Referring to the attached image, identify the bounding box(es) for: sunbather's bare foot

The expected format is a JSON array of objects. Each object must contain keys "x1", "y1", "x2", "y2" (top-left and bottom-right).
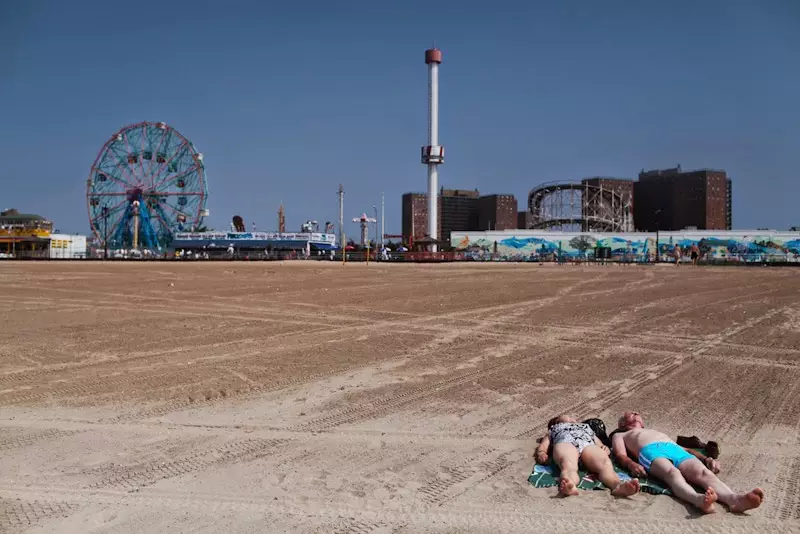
[
  {"x1": 558, "y1": 478, "x2": 579, "y2": 497},
  {"x1": 611, "y1": 479, "x2": 640, "y2": 497},
  {"x1": 698, "y1": 487, "x2": 718, "y2": 514},
  {"x1": 729, "y1": 488, "x2": 764, "y2": 513}
]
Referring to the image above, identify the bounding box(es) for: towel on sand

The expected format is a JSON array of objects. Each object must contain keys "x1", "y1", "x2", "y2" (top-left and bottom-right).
[
  {"x1": 528, "y1": 462, "x2": 671, "y2": 495},
  {"x1": 527, "y1": 447, "x2": 711, "y2": 495}
]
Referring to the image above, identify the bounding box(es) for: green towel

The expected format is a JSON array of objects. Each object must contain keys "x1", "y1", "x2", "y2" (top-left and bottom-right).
[
  {"x1": 528, "y1": 461, "x2": 671, "y2": 495},
  {"x1": 527, "y1": 446, "x2": 710, "y2": 496}
]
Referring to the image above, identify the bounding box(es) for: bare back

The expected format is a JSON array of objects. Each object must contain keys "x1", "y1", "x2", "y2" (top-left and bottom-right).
[{"x1": 618, "y1": 428, "x2": 673, "y2": 457}]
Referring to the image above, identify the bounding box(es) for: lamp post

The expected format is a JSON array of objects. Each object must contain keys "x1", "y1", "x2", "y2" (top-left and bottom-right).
[
  {"x1": 102, "y1": 206, "x2": 109, "y2": 260},
  {"x1": 380, "y1": 192, "x2": 384, "y2": 250},
  {"x1": 372, "y1": 205, "x2": 378, "y2": 257}
]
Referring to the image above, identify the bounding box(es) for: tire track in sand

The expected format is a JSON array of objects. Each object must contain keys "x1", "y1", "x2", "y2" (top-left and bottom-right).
[
  {"x1": 289, "y1": 343, "x2": 561, "y2": 433},
  {"x1": 0, "y1": 428, "x2": 83, "y2": 453},
  {"x1": 88, "y1": 438, "x2": 291, "y2": 491},
  {"x1": 0, "y1": 484, "x2": 789, "y2": 533},
  {"x1": 0, "y1": 497, "x2": 78, "y2": 532},
  {"x1": 768, "y1": 456, "x2": 800, "y2": 521}
]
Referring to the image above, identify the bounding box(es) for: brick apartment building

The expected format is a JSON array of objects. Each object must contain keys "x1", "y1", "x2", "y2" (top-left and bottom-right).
[
  {"x1": 439, "y1": 189, "x2": 480, "y2": 240},
  {"x1": 517, "y1": 210, "x2": 532, "y2": 229},
  {"x1": 401, "y1": 193, "x2": 431, "y2": 242},
  {"x1": 633, "y1": 166, "x2": 732, "y2": 231},
  {"x1": 477, "y1": 194, "x2": 518, "y2": 231},
  {"x1": 402, "y1": 189, "x2": 518, "y2": 244}
]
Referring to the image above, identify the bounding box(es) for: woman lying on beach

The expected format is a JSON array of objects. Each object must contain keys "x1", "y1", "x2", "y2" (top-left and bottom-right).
[{"x1": 535, "y1": 414, "x2": 640, "y2": 497}]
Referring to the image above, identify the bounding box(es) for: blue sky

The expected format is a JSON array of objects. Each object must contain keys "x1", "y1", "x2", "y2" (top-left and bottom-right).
[{"x1": 1, "y1": 0, "x2": 798, "y2": 236}]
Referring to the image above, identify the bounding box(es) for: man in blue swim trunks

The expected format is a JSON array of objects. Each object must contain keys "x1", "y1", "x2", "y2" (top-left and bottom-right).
[{"x1": 612, "y1": 411, "x2": 764, "y2": 514}]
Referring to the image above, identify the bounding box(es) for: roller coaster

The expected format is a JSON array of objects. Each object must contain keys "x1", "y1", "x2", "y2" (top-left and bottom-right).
[{"x1": 526, "y1": 181, "x2": 633, "y2": 232}]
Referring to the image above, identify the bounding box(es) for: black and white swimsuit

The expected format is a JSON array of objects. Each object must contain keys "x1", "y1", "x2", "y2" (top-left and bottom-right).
[{"x1": 549, "y1": 422, "x2": 596, "y2": 454}]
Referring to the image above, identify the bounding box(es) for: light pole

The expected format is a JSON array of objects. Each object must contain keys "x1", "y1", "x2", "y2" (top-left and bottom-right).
[
  {"x1": 102, "y1": 206, "x2": 109, "y2": 260},
  {"x1": 373, "y1": 205, "x2": 378, "y2": 255}
]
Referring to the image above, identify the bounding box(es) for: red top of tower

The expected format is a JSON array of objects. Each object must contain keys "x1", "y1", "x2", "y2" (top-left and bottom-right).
[{"x1": 425, "y1": 49, "x2": 442, "y2": 64}]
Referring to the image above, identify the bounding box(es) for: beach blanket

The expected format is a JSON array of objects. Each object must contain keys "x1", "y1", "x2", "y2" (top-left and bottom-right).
[
  {"x1": 528, "y1": 447, "x2": 712, "y2": 495},
  {"x1": 528, "y1": 462, "x2": 672, "y2": 495}
]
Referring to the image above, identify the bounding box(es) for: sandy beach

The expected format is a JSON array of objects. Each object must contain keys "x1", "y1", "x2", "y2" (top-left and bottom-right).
[{"x1": 0, "y1": 261, "x2": 797, "y2": 533}]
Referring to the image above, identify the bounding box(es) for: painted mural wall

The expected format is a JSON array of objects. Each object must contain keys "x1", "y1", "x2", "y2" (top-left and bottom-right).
[{"x1": 451, "y1": 230, "x2": 800, "y2": 262}]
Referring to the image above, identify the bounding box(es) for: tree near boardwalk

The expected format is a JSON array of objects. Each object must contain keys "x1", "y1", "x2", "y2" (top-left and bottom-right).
[{"x1": 569, "y1": 235, "x2": 595, "y2": 257}]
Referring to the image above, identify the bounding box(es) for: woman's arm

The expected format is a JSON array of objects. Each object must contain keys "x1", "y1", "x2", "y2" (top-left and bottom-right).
[{"x1": 535, "y1": 435, "x2": 551, "y2": 464}]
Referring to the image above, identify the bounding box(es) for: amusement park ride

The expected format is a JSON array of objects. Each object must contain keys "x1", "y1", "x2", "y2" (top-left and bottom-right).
[
  {"x1": 86, "y1": 121, "x2": 209, "y2": 251},
  {"x1": 352, "y1": 213, "x2": 377, "y2": 247}
]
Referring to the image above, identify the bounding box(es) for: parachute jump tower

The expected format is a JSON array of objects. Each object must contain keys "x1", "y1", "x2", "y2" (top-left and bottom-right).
[{"x1": 421, "y1": 48, "x2": 444, "y2": 251}]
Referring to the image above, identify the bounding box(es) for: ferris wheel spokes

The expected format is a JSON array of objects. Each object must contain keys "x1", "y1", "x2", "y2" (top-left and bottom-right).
[
  {"x1": 149, "y1": 139, "x2": 190, "y2": 188},
  {"x1": 152, "y1": 165, "x2": 199, "y2": 192},
  {"x1": 99, "y1": 144, "x2": 137, "y2": 188},
  {"x1": 145, "y1": 124, "x2": 171, "y2": 184}
]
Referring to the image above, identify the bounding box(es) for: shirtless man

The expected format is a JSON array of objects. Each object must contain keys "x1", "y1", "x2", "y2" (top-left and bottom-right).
[{"x1": 612, "y1": 411, "x2": 764, "y2": 514}]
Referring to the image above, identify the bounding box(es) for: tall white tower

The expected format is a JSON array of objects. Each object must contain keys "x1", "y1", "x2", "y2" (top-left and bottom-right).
[{"x1": 422, "y1": 48, "x2": 444, "y2": 251}]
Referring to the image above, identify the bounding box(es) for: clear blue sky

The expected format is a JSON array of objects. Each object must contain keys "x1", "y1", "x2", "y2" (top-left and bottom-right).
[{"x1": 1, "y1": 0, "x2": 798, "y2": 236}]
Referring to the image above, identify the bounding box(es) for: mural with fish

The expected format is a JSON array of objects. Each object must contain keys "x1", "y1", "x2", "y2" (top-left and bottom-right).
[{"x1": 451, "y1": 230, "x2": 800, "y2": 263}]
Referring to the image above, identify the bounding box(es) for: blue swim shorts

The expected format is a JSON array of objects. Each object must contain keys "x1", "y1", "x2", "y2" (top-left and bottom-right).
[{"x1": 638, "y1": 442, "x2": 694, "y2": 472}]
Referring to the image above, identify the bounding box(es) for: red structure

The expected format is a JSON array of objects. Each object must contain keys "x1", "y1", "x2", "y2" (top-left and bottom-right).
[
  {"x1": 478, "y1": 194, "x2": 517, "y2": 231},
  {"x1": 425, "y1": 49, "x2": 443, "y2": 64},
  {"x1": 402, "y1": 193, "x2": 430, "y2": 245},
  {"x1": 403, "y1": 189, "x2": 520, "y2": 245},
  {"x1": 633, "y1": 166, "x2": 732, "y2": 231},
  {"x1": 517, "y1": 210, "x2": 532, "y2": 229}
]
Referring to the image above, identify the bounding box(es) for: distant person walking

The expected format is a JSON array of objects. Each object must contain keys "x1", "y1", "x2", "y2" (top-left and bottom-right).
[
  {"x1": 690, "y1": 243, "x2": 700, "y2": 266},
  {"x1": 673, "y1": 244, "x2": 682, "y2": 266}
]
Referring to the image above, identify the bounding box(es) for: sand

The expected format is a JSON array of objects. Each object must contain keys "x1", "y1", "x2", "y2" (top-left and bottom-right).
[{"x1": 0, "y1": 260, "x2": 798, "y2": 533}]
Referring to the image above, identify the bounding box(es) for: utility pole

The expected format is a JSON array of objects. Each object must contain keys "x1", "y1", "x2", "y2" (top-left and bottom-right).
[
  {"x1": 102, "y1": 206, "x2": 109, "y2": 260},
  {"x1": 380, "y1": 192, "x2": 384, "y2": 250},
  {"x1": 337, "y1": 184, "x2": 344, "y2": 250},
  {"x1": 373, "y1": 205, "x2": 378, "y2": 250}
]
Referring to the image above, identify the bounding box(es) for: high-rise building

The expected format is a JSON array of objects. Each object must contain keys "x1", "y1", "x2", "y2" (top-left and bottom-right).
[
  {"x1": 633, "y1": 166, "x2": 732, "y2": 231},
  {"x1": 478, "y1": 194, "x2": 517, "y2": 230},
  {"x1": 517, "y1": 210, "x2": 532, "y2": 229},
  {"x1": 403, "y1": 189, "x2": 519, "y2": 242},
  {"x1": 401, "y1": 193, "x2": 430, "y2": 243},
  {"x1": 439, "y1": 188, "x2": 480, "y2": 240},
  {"x1": 726, "y1": 178, "x2": 732, "y2": 230}
]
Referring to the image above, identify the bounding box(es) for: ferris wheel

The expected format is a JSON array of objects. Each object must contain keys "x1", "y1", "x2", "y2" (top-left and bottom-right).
[{"x1": 86, "y1": 121, "x2": 209, "y2": 250}]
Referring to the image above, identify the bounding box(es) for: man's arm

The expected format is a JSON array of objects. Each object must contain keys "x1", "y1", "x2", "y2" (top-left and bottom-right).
[
  {"x1": 611, "y1": 432, "x2": 647, "y2": 477},
  {"x1": 682, "y1": 446, "x2": 721, "y2": 473}
]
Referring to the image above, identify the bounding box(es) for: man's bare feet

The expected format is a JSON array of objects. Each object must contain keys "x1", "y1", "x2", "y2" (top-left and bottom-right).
[
  {"x1": 611, "y1": 479, "x2": 640, "y2": 498},
  {"x1": 698, "y1": 487, "x2": 718, "y2": 514},
  {"x1": 558, "y1": 478, "x2": 579, "y2": 497},
  {"x1": 729, "y1": 488, "x2": 765, "y2": 513}
]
